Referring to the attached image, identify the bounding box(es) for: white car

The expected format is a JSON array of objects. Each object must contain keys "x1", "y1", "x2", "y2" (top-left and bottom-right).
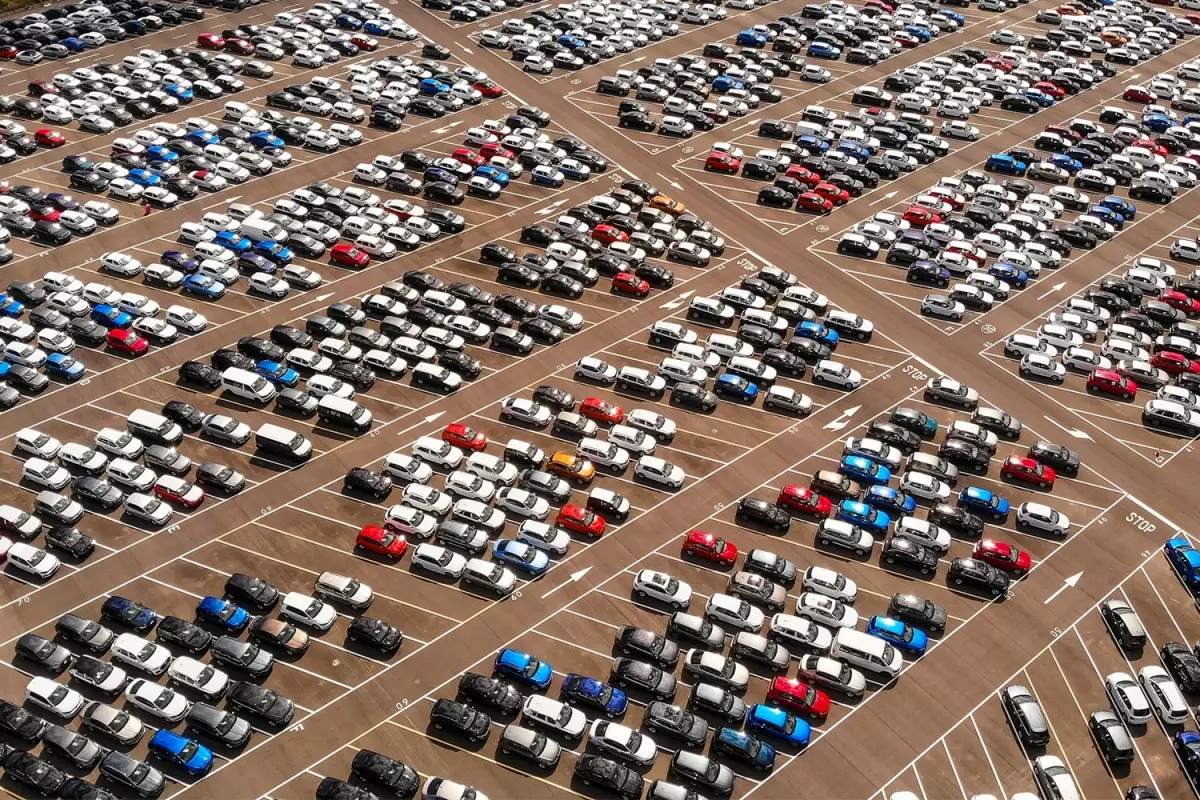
[
  {"x1": 412, "y1": 543, "x2": 468, "y2": 578},
  {"x1": 794, "y1": 592, "x2": 859, "y2": 629},
  {"x1": 179, "y1": 221, "x2": 215, "y2": 243},
  {"x1": 452, "y1": 498, "x2": 506, "y2": 534},
  {"x1": 26, "y1": 676, "x2": 85, "y2": 718},
  {"x1": 401, "y1": 483, "x2": 453, "y2": 515},
  {"x1": 58, "y1": 443, "x2": 106, "y2": 473},
  {"x1": 922, "y1": 294, "x2": 965, "y2": 321},
  {"x1": 768, "y1": 614, "x2": 833, "y2": 653},
  {"x1": 167, "y1": 306, "x2": 207, "y2": 333},
  {"x1": 125, "y1": 678, "x2": 190, "y2": 722},
  {"x1": 16, "y1": 428, "x2": 61, "y2": 458},
  {"x1": 412, "y1": 436, "x2": 464, "y2": 469},
  {"x1": 705, "y1": 592, "x2": 764, "y2": 632},
  {"x1": 894, "y1": 517, "x2": 952, "y2": 553},
  {"x1": 1016, "y1": 502, "x2": 1071, "y2": 536},
  {"x1": 764, "y1": 386, "x2": 813, "y2": 415},
  {"x1": 112, "y1": 633, "x2": 173, "y2": 676},
  {"x1": 899, "y1": 470, "x2": 951, "y2": 502},
  {"x1": 801, "y1": 566, "x2": 858, "y2": 603},
  {"x1": 588, "y1": 720, "x2": 657, "y2": 766},
  {"x1": 281, "y1": 592, "x2": 337, "y2": 631},
  {"x1": 500, "y1": 398, "x2": 552, "y2": 426},
  {"x1": 633, "y1": 456, "x2": 685, "y2": 489},
  {"x1": 1062, "y1": 346, "x2": 1110, "y2": 372},
  {"x1": 812, "y1": 360, "x2": 862, "y2": 389},
  {"x1": 23, "y1": 457, "x2": 71, "y2": 490},
  {"x1": 1019, "y1": 353, "x2": 1066, "y2": 382},
  {"x1": 288, "y1": 349, "x2": 334, "y2": 374},
  {"x1": 124, "y1": 493, "x2": 173, "y2": 526},
  {"x1": 107, "y1": 459, "x2": 156, "y2": 492},
  {"x1": 683, "y1": 649, "x2": 749, "y2": 691},
  {"x1": 523, "y1": 695, "x2": 586, "y2": 738},
  {"x1": 575, "y1": 356, "x2": 618, "y2": 384},
  {"x1": 1139, "y1": 665, "x2": 1189, "y2": 725},
  {"x1": 627, "y1": 409, "x2": 677, "y2": 443},
  {"x1": 843, "y1": 437, "x2": 902, "y2": 471},
  {"x1": 7, "y1": 542, "x2": 59, "y2": 579},
  {"x1": 633, "y1": 569, "x2": 692, "y2": 609},
  {"x1": 495, "y1": 487, "x2": 550, "y2": 520},
  {"x1": 515, "y1": 520, "x2": 570, "y2": 555},
  {"x1": 1105, "y1": 672, "x2": 1152, "y2": 725},
  {"x1": 1158, "y1": 385, "x2": 1200, "y2": 411},
  {"x1": 167, "y1": 656, "x2": 229, "y2": 700}
]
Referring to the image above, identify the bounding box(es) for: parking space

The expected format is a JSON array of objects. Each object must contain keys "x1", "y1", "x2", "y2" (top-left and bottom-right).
[{"x1": 878, "y1": 551, "x2": 1200, "y2": 800}]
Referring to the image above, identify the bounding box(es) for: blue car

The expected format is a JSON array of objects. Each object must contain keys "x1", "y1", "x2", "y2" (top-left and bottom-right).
[
  {"x1": 195, "y1": 596, "x2": 250, "y2": 632},
  {"x1": 255, "y1": 241, "x2": 293, "y2": 264},
  {"x1": 864, "y1": 485, "x2": 916, "y2": 515},
  {"x1": 1064, "y1": 147, "x2": 1100, "y2": 167},
  {"x1": 560, "y1": 161, "x2": 589, "y2": 180},
  {"x1": 1099, "y1": 195, "x2": 1136, "y2": 220},
  {"x1": 424, "y1": 167, "x2": 459, "y2": 186},
  {"x1": 145, "y1": 146, "x2": 179, "y2": 164},
  {"x1": 162, "y1": 250, "x2": 199, "y2": 273},
  {"x1": 475, "y1": 165, "x2": 509, "y2": 186},
  {"x1": 101, "y1": 596, "x2": 157, "y2": 630},
  {"x1": 1142, "y1": 114, "x2": 1173, "y2": 133},
  {"x1": 1088, "y1": 205, "x2": 1125, "y2": 229},
  {"x1": 905, "y1": 24, "x2": 933, "y2": 42},
  {"x1": 148, "y1": 730, "x2": 214, "y2": 776},
  {"x1": 530, "y1": 169, "x2": 563, "y2": 187},
  {"x1": 238, "y1": 253, "x2": 273, "y2": 274},
  {"x1": 836, "y1": 499, "x2": 890, "y2": 534},
  {"x1": 494, "y1": 648, "x2": 554, "y2": 689},
  {"x1": 214, "y1": 231, "x2": 252, "y2": 253},
  {"x1": 747, "y1": 704, "x2": 811, "y2": 747},
  {"x1": 838, "y1": 142, "x2": 869, "y2": 160},
  {"x1": 46, "y1": 193, "x2": 79, "y2": 212},
  {"x1": 127, "y1": 169, "x2": 161, "y2": 187},
  {"x1": 181, "y1": 274, "x2": 226, "y2": 300},
  {"x1": 184, "y1": 130, "x2": 219, "y2": 146},
  {"x1": 985, "y1": 154, "x2": 1026, "y2": 175},
  {"x1": 736, "y1": 30, "x2": 768, "y2": 47},
  {"x1": 1047, "y1": 153, "x2": 1083, "y2": 173},
  {"x1": 795, "y1": 320, "x2": 838, "y2": 346},
  {"x1": 807, "y1": 41, "x2": 841, "y2": 58},
  {"x1": 335, "y1": 13, "x2": 364, "y2": 29},
  {"x1": 557, "y1": 34, "x2": 586, "y2": 49},
  {"x1": 420, "y1": 78, "x2": 450, "y2": 96},
  {"x1": 61, "y1": 37, "x2": 87, "y2": 52},
  {"x1": 838, "y1": 455, "x2": 890, "y2": 486},
  {"x1": 91, "y1": 304, "x2": 132, "y2": 330},
  {"x1": 1165, "y1": 537, "x2": 1200, "y2": 591},
  {"x1": 715, "y1": 373, "x2": 758, "y2": 401},
  {"x1": 796, "y1": 135, "x2": 830, "y2": 154},
  {"x1": 712, "y1": 75, "x2": 744, "y2": 93},
  {"x1": 866, "y1": 615, "x2": 928, "y2": 655},
  {"x1": 364, "y1": 20, "x2": 390, "y2": 35},
  {"x1": 492, "y1": 539, "x2": 550, "y2": 575},
  {"x1": 957, "y1": 486, "x2": 1009, "y2": 521},
  {"x1": 250, "y1": 132, "x2": 285, "y2": 150},
  {"x1": 0, "y1": 362, "x2": 10, "y2": 379},
  {"x1": 256, "y1": 360, "x2": 299, "y2": 387},
  {"x1": 45, "y1": 353, "x2": 85, "y2": 381},
  {"x1": 714, "y1": 727, "x2": 776, "y2": 770},
  {"x1": 0, "y1": 294, "x2": 24, "y2": 317},
  {"x1": 1019, "y1": 88, "x2": 1054, "y2": 107},
  {"x1": 989, "y1": 263, "x2": 1028, "y2": 288},
  {"x1": 939, "y1": 8, "x2": 965, "y2": 23},
  {"x1": 165, "y1": 84, "x2": 194, "y2": 103},
  {"x1": 561, "y1": 673, "x2": 628, "y2": 716}
]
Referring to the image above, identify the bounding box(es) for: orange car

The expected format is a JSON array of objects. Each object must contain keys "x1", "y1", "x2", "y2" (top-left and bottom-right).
[
  {"x1": 547, "y1": 451, "x2": 595, "y2": 485},
  {"x1": 1099, "y1": 31, "x2": 1128, "y2": 45},
  {"x1": 1056, "y1": 3, "x2": 1085, "y2": 14},
  {"x1": 649, "y1": 195, "x2": 686, "y2": 216}
]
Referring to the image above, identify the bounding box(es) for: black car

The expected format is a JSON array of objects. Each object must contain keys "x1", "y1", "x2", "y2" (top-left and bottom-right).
[
  {"x1": 16, "y1": 632, "x2": 72, "y2": 672},
  {"x1": 670, "y1": 383, "x2": 718, "y2": 412},
  {"x1": 227, "y1": 681, "x2": 294, "y2": 725},
  {"x1": 520, "y1": 224, "x2": 558, "y2": 246},
  {"x1": 1027, "y1": 440, "x2": 1079, "y2": 476},
  {"x1": 611, "y1": 658, "x2": 676, "y2": 699},
  {"x1": 430, "y1": 698, "x2": 490, "y2": 742},
  {"x1": 4, "y1": 750, "x2": 66, "y2": 796},
  {"x1": 1162, "y1": 642, "x2": 1200, "y2": 693},
  {"x1": 735, "y1": 497, "x2": 790, "y2": 531},
  {"x1": 574, "y1": 755, "x2": 643, "y2": 799},
  {"x1": 439, "y1": 350, "x2": 481, "y2": 379},
  {"x1": 0, "y1": 699, "x2": 48, "y2": 743},
  {"x1": 498, "y1": 263, "x2": 540, "y2": 288},
  {"x1": 196, "y1": 462, "x2": 246, "y2": 493},
  {"x1": 331, "y1": 362, "x2": 376, "y2": 391},
  {"x1": 616, "y1": 626, "x2": 680, "y2": 667},
  {"x1": 533, "y1": 384, "x2": 575, "y2": 411},
  {"x1": 458, "y1": 672, "x2": 522, "y2": 714},
  {"x1": 223, "y1": 572, "x2": 279, "y2": 610},
  {"x1": 55, "y1": 613, "x2": 114, "y2": 652},
  {"x1": 7, "y1": 363, "x2": 48, "y2": 393},
  {"x1": 7, "y1": 280, "x2": 45, "y2": 306},
  {"x1": 867, "y1": 420, "x2": 921, "y2": 452},
  {"x1": 156, "y1": 615, "x2": 213, "y2": 654},
  {"x1": 1130, "y1": 182, "x2": 1172, "y2": 204},
  {"x1": 70, "y1": 171, "x2": 109, "y2": 192},
  {"x1": 344, "y1": 467, "x2": 393, "y2": 498},
  {"x1": 271, "y1": 324, "x2": 312, "y2": 350},
  {"x1": 344, "y1": 615, "x2": 403, "y2": 653},
  {"x1": 786, "y1": 337, "x2": 832, "y2": 362},
  {"x1": 45, "y1": 526, "x2": 95, "y2": 558},
  {"x1": 761, "y1": 349, "x2": 806, "y2": 379},
  {"x1": 926, "y1": 503, "x2": 982, "y2": 537},
  {"x1": 185, "y1": 703, "x2": 251, "y2": 749},
  {"x1": 882, "y1": 536, "x2": 938, "y2": 574},
  {"x1": 351, "y1": 750, "x2": 420, "y2": 798},
  {"x1": 888, "y1": 593, "x2": 947, "y2": 632},
  {"x1": 948, "y1": 557, "x2": 1009, "y2": 597},
  {"x1": 938, "y1": 438, "x2": 989, "y2": 471},
  {"x1": 72, "y1": 476, "x2": 124, "y2": 509},
  {"x1": 162, "y1": 400, "x2": 204, "y2": 429}
]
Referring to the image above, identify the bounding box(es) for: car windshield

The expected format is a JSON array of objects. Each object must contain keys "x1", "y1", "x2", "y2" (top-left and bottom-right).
[{"x1": 304, "y1": 600, "x2": 322, "y2": 616}]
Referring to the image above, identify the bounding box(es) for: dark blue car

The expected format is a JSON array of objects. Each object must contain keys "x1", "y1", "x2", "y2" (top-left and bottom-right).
[
  {"x1": 561, "y1": 673, "x2": 628, "y2": 716},
  {"x1": 162, "y1": 250, "x2": 199, "y2": 273},
  {"x1": 101, "y1": 596, "x2": 158, "y2": 631},
  {"x1": 91, "y1": 304, "x2": 133, "y2": 330},
  {"x1": 989, "y1": 263, "x2": 1028, "y2": 288},
  {"x1": 1099, "y1": 195, "x2": 1136, "y2": 220},
  {"x1": 864, "y1": 485, "x2": 916, "y2": 515},
  {"x1": 714, "y1": 727, "x2": 776, "y2": 770},
  {"x1": 195, "y1": 596, "x2": 250, "y2": 632},
  {"x1": 424, "y1": 167, "x2": 459, "y2": 186},
  {"x1": 181, "y1": 274, "x2": 226, "y2": 300},
  {"x1": 254, "y1": 241, "x2": 293, "y2": 264}
]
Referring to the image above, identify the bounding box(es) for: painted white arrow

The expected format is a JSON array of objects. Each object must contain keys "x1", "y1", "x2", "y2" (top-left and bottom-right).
[
  {"x1": 822, "y1": 405, "x2": 862, "y2": 431},
  {"x1": 1043, "y1": 571, "x2": 1083, "y2": 605},
  {"x1": 431, "y1": 120, "x2": 463, "y2": 135},
  {"x1": 289, "y1": 291, "x2": 334, "y2": 311},
  {"x1": 536, "y1": 199, "x2": 568, "y2": 216},
  {"x1": 1043, "y1": 415, "x2": 1093, "y2": 440},
  {"x1": 657, "y1": 172, "x2": 684, "y2": 191},
  {"x1": 541, "y1": 566, "x2": 592, "y2": 599},
  {"x1": 659, "y1": 290, "x2": 695, "y2": 310},
  {"x1": 870, "y1": 191, "x2": 898, "y2": 206},
  {"x1": 393, "y1": 411, "x2": 445, "y2": 437},
  {"x1": 459, "y1": 45, "x2": 473, "y2": 54},
  {"x1": 1037, "y1": 281, "x2": 1067, "y2": 300}
]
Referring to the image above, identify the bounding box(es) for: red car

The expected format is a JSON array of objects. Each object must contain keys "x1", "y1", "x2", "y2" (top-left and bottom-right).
[
  {"x1": 1086, "y1": 368, "x2": 1136, "y2": 398},
  {"x1": 1123, "y1": 87, "x2": 1155, "y2": 103},
  {"x1": 785, "y1": 165, "x2": 820, "y2": 185},
  {"x1": 796, "y1": 192, "x2": 833, "y2": 213},
  {"x1": 452, "y1": 147, "x2": 485, "y2": 167},
  {"x1": 612, "y1": 273, "x2": 649, "y2": 297},
  {"x1": 480, "y1": 143, "x2": 515, "y2": 160},
  {"x1": 982, "y1": 56, "x2": 1013, "y2": 72},
  {"x1": 474, "y1": 79, "x2": 504, "y2": 98},
  {"x1": 154, "y1": 479, "x2": 205, "y2": 509},
  {"x1": 197, "y1": 33, "x2": 225, "y2": 49},
  {"x1": 351, "y1": 36, "x2": 379, "y2": 51},
  {"x1": 356, "y1": 525, "x2": 408, "y2": 559},
  {"x1": 1152, "y1": 351, "x2": 1200, "y2": 375},
  {"x1": 765, "y1": 677, "x2": 831, "y2": 720},
  {"x1": 705, "y1": 152, "x2": 740, "y2": 173},
  {"x1": 1043, "y1": 124, "x2": 1080, "y2": 142},
  {"x1": 35, "y1": 129, "x2": 65, "y2": 147},
  {"x1": 580, "y1": 397, "x2": 623, "y2": 424},
  {"x1": 331, "y1": 242, "x2": 370, "y2": 268},
  {"x1": 682, "y1": 529, "x2": 737, "y2": 566},
  {"x1": 28, "y1": 206, "x2": 60, "y2": 222},
  {"x1": 225, "y1": 38, "x2": 254, "y2": 55},
  {"x1": 442, "y1": 423, "x2": 487, "y2": 450},
  {"x1": 555, "y1": 504, "x2": 606, "y2": 538},
  {"x1": 1033, "y1": 81, "x2": 1065, "y2": 99},
  {"x1": 1130, "y1": 138, "x2": 1168, "y2": 155},
  {"x1": 591, "y1": 224, "x2": 629, "y2": 244},
  {"x1": 106, "y1": 329, "x2": 149, "y2": 355},
  {"x1": 776, "y1": 484, "x2": 832, "y2": 517},
  {"x1": 1160, "y1": 290, "x2": 1200, "y2": 315},
  {"x1": 903, "y1": 204, "x2": 941, "y2": 226},
  {"x1": 812, "y1": 182, "x2": 849, "y2": 205},
  {"x1": 1000, "y1": 456, "x2": 1056, "y2": 489},
  {"x1": 972, "y1": 539, "x2": 1032, "y2": 575},
  {"x1": 0, "y1": 46, "x2": 18, "y2": 59}
]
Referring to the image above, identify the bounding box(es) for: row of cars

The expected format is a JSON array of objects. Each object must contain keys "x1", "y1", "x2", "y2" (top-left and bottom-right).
[{"x1": 0, "y1": 179, "x2": 119, "y2": 257}]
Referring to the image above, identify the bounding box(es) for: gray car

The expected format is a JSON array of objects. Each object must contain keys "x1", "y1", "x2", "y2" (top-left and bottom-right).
[
  {"x1": 42, "y1": 724, "x2": 104, "y2": 769},
  {"x1": 498, "y1": 723, "x2": 562, "y2": 768},
  {"x1": 99, "y1": 750, "x2": 166, "y2": 798},
  {"x1": 209, "y1": 635, "x2": 274, "y2": 678},
  {"x1": 668, "y1": 750, "x2": 736, "y2": 796}
]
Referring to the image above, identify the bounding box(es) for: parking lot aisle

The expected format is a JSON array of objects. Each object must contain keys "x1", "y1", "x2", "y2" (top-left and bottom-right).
[
  {"x1": 970, "y1": 697, "x2": 1040, "y2": 797},
  {"x1": 1019, "y1": 656, "x2": 1097, "y2": 795},
  {"x1": 910, "y1": 738, "x2": 971, "y2": 800},
  {"x1": 941, "y1": 718, "x2": 1007, "y2": 799}
]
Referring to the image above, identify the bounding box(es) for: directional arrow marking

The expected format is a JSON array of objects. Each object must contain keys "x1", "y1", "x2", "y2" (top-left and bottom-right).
[
  {"x1": 870, "y1": 191, "x2": 898, "y2": 206},
  {"x1": 822, "y1": 405, "x2": 862, "y2": 431},
  {"x1": 1043, "y1": 415, "x2": 1093, "y2": 440},
  {"x1": 657, "y1": 172, "x2": 684, "y2": 191},
  {"x1": 1044, "y1": 571, "x2": 1082, "y2": 605},
  {"x1": 660, "y1": 290, "x2": 695, "y2": 310},
  {"x1": 1037, "y1": 281, "x2": 1067, "y2": 300},
  {"x1": 541, "y1": 566, "x2": 592, "y2": 599}
]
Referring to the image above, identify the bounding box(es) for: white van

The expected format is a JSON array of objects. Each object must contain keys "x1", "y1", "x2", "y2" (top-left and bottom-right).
[
  {"x1": 125, "y1": 409, "x2": 183, "y2": 445},
  {"x1": 221, "y1": 367, "x2": 277, "y2": 403},
  {"x1": 255, "y1": 423, "x2": 313, "y2": 461},
  {"x1": 240, "y1": 219, "x2": 289, "y2": 243},
  {"x1": 831, "y1": 628, "x2": 903, "y2": 678}
]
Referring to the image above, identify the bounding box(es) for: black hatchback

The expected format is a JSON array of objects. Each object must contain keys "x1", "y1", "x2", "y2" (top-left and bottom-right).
[{"x1": 735, "y1": 497, "x2": 790, "y2": 531}]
